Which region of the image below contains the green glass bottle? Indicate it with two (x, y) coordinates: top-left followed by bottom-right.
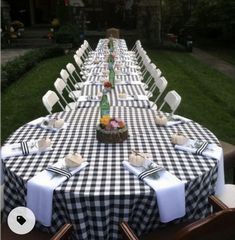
(109, 66), (115, 89)
(108, 36), (114, 52)
(100, 91), (110, 117)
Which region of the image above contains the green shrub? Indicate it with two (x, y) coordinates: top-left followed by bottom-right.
(54, 25), (81, 46)
(1, 47), (64, 91)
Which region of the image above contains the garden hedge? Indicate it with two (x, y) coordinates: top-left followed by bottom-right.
(1, 47), (65, 91)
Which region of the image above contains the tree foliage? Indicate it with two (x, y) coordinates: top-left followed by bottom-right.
(161, 0), (235, 41)
(191, 0), (235, 39)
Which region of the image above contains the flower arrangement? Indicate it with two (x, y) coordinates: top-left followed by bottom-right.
(100, 115), (126, 131)
(11, 21), (24, 31)
(51, 18), (60, 29)
(96, 115), (128, 143)
(103, 80), (112, 90)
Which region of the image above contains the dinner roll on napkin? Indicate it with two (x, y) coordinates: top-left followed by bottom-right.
(47, 118), (64, 129)
(129, 150), (151, 167)
(37, 138), (52, 151)
(65, 153), (84, 168)
(155, 115), (168, 126)
(171, 133), (188, 145)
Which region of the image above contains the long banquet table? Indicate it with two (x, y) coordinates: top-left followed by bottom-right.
(2, 38), (224, 239)
(3, 106), (222, 239)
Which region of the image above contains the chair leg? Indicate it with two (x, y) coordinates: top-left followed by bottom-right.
(233, 168), (235, 184)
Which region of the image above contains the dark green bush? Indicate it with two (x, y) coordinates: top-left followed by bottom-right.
(1, 47), (64, 91)
(54, 25), (81, 46)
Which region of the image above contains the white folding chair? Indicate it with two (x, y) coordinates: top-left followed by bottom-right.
(60, 69), (81, 100)
(42, 90), (65, 114)
(144, 63), (157, 88)
(150, 76), (168, 110)
(158, 90), (182, 115)
(76, 48), (86, 62)
(66, 63), (84, 89)
(84, 39), (93, 52)
(54, 78), (77, 111)
(73, 54), (88, 77)
(146, 63), (162, 88)
(1, 184), (4, 211)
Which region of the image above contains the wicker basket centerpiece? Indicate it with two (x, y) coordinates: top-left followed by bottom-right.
(96, 115), (128, 143)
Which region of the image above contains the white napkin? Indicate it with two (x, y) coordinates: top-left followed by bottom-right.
(116, 81), (144, 86)
(27, 160), (89, 226)
(77, 95), (100, 102)
(28, 117), (68, 132)
(166, 115), (191, 127)
(118, 95), (148, 101)
(1, 140), (52, 160)
(123, 160), (185, 223)
(175, 139), (224, 195)
(175, 139), (221, 159)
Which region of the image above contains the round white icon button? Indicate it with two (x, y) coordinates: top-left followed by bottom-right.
(7, 207), (36, 235)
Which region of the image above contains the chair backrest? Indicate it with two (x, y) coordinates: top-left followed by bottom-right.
(66, 62), (83, 83)
(66, 63), (76, 75)
(42, 90), (65, 114)
(158, 90), (181, 115)
(54, 77), (66, 95)
(120, 209), (235, 240)
(84, 39), (93, 51)
(60, 69), (70, 82)
(74, 55), (83, 68)
(54, 78), (72, 108)
(152, 67), (162, 78)
(155, 76), (168, 95)
(1, 184), (4, 211)
(177, 209), (235, 240)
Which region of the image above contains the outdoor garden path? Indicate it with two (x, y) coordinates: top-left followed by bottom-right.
(1, 49), (32, 65)
(191, 48), (235, 80)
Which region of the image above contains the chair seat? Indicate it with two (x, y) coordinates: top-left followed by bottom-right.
(68, 90), (81, 99)
(149, 101), (157, 111)
(216, 184), (235, 208)
(65, 102), (77, 111)
(74, 82), (84, 89)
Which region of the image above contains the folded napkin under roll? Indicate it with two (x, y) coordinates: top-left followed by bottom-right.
(77, 95), (101, 102)
(27, 156), (88, 226)
(118, 94), (148, 101)
(174, 139), (221, 159)
(155, 114), (191, 127)
(123, 160), (185, 223)
(1, 138), (52, 160)
(174, 138), (224, 195)
(28, 117), (67, 132)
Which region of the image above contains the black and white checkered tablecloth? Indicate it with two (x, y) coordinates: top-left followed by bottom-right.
(3, 106), (220, 240)
(86, 66), (141, 75)
(78, 84), (150, 109)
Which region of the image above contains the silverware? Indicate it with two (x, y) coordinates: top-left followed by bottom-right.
(131, 149), (146, 159)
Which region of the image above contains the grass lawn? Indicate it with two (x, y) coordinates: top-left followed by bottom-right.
(2, 50), (235, 146)
(148, 50), (235, 145)
(1, 53), (74, 143)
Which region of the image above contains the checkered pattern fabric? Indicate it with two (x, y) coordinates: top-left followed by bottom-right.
(3, 106), (220, 239)
(78, 84), (150, 108)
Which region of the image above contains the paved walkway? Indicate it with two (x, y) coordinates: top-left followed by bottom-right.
(191, 48), (235, 80)
(1, 49), (32, 65)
